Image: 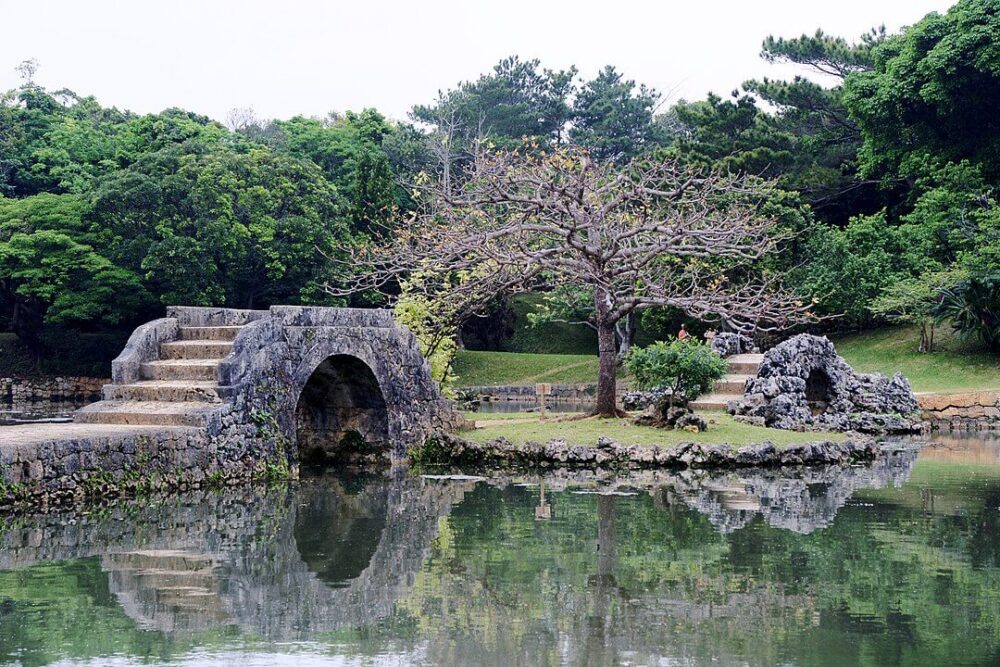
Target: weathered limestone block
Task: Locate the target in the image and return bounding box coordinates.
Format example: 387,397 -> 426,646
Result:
710,332 -> 756,358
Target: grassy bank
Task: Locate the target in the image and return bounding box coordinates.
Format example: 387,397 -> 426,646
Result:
455,324 -> 1000,394
832,326 -> 1000,393
505,294 -> 598,355
463,413 -> 845,448
453,350 -> 600,386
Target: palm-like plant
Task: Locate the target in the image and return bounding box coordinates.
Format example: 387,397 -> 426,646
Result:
934,276 -> 1000,351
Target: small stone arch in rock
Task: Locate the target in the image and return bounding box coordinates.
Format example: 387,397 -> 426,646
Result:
805,368 -> 833,415
295,354 -> 391,463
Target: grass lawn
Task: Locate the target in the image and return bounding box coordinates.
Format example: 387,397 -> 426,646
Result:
506,294 -> 598,355
453,350 -> 600,386
832,325 -> 1000,393
456,324 -> 1000,394
462,412 -> 844,448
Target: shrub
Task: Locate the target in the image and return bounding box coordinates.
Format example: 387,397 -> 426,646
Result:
625,338 -> 727,407
934,275 -> 1000,351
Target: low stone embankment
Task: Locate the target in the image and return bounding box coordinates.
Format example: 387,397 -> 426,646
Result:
919,391 -> 1000,430
0,423 -> 279,510
414,432 -> 881,469
2,376 -> 106,413
461,383 -> 620,403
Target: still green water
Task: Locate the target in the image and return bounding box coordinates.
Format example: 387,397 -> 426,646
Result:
0,434 -> 997,666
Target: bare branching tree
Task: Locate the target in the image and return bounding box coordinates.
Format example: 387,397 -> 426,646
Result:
329,147 -> 812,416
15,58 -> 39,84
226,106 -> 260,133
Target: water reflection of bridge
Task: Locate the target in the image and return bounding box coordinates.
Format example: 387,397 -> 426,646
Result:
0,474 -> 478,639
0,449 -> 920,641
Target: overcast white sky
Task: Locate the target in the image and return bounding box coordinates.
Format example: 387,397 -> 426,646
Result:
1,0 -> 954,124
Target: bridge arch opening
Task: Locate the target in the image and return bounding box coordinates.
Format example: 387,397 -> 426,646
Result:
295,355 -> 390,464
293,479 -> 388,586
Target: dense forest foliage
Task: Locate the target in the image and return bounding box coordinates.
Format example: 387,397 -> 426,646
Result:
0,0 -> 996,371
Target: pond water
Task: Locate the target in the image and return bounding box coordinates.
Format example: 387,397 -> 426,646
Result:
0,433 -> 998,666
475,398 -> 594,413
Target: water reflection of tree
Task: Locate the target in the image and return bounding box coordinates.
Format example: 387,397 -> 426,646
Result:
583,494 -> 617,667
404,462 -> 1000,667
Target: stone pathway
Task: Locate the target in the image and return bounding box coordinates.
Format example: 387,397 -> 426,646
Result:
690,354 -> 763,411
0,423 -> 194,449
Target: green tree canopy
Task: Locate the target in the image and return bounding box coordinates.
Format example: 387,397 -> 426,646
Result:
844,0 -> 1000,181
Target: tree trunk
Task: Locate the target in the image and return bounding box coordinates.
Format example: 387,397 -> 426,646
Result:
594,291 -> 620,417
919,322 -> 935,354
615,310 -> 638,361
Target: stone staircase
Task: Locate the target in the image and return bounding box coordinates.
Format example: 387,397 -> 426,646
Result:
75,324 -> 246,427
103,550 -> 229,632
690,353 -> 763,411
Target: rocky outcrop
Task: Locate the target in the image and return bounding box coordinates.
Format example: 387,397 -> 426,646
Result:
632,401 -> 707,431
729,334 -> 924,434
710,332 -> 755,358
622,388 -> 673,410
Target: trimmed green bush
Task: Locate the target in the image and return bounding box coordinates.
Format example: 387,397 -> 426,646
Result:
625,338 -> 727,406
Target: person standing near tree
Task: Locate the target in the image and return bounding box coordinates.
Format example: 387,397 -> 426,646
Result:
678,324 -> 690,341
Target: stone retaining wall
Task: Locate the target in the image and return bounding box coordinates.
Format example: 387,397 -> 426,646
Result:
461,384 -> 625,402
0,424 -> 275,508
919,391 -> 1000,430
1,376 -> 106,411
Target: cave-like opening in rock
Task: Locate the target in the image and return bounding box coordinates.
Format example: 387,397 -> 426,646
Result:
295,355 -> 390,464
805,368 -> 833,415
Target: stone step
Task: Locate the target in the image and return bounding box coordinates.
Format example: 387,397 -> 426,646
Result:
690,393 -> 743,411
104,381 -> 222,403
727,354 -> 764,375
140,359 -> 220,382
159,340 -> 233,360
178,326 -> 244,342
75,400 -> 219,427
713,374 -> 753,394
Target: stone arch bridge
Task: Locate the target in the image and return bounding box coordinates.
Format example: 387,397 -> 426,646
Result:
0,306 -> 459,496
78,306 -> 460,464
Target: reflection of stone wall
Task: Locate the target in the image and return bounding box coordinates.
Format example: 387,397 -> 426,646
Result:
1,376 -> 105,414
917,431 -> 1000,464
919,391 -> 1000,430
